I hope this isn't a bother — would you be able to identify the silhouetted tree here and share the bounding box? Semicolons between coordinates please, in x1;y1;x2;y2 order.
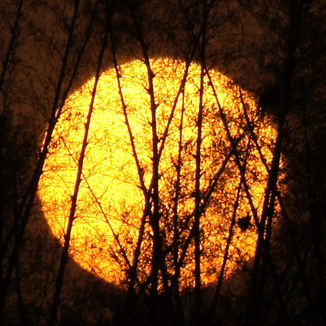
1;0;325;326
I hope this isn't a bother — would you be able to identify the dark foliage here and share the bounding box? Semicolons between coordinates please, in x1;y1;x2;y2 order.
1;0;325;325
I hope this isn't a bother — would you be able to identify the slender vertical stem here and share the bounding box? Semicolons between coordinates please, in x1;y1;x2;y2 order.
1;0;83;312
109;18;150;303
245;1;304;323
0;0;24;91
210;179;242;314
49;6;110;325
194;60;204;325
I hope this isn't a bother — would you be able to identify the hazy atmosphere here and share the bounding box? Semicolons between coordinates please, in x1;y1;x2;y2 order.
1;0;325;325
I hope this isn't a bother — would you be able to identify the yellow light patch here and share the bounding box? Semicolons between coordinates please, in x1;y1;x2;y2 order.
39;58;276;285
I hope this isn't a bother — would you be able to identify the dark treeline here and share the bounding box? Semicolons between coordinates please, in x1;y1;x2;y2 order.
0;0;325;325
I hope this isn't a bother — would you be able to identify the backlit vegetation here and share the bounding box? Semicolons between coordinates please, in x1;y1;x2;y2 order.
39;58;277;287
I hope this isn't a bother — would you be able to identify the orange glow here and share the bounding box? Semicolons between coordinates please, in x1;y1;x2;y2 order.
38;58;276;286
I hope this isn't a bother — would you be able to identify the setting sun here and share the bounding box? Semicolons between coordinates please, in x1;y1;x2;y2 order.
38;58;276;286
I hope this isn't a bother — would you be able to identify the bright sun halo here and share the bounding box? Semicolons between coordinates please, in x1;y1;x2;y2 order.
39;58;276;286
